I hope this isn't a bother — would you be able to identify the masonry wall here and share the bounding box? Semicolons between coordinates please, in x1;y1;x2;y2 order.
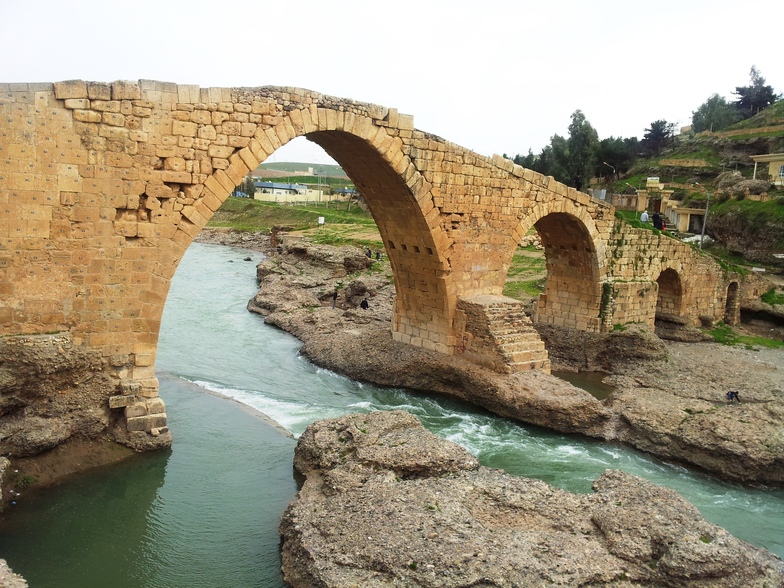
1;79;739;453
600;219;732;328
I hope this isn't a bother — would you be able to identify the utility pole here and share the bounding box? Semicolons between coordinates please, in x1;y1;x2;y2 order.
695;183;711;250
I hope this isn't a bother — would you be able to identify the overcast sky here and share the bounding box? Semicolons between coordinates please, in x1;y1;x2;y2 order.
2;0;781;166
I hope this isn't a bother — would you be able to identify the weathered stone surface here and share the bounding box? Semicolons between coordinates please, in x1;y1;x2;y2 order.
0;559;28;588
244;241;784;486
109;394;135;409
281;411;784;587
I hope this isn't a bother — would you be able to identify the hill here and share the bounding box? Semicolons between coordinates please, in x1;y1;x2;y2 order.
254;161;347;178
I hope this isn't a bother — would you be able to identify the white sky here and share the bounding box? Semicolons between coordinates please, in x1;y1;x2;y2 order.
2;0;781;166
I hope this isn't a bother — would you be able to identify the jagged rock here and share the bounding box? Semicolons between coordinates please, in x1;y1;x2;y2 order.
0;559;28;588
281;411;784;587
535;323;669;371
0;333;112;457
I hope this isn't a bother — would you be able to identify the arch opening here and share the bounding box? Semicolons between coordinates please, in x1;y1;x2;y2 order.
532;212;603;332
199;125;454;355
303;130;452;347
655;268;684;319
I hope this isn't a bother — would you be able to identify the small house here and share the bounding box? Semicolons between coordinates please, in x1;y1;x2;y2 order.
751;153;784;187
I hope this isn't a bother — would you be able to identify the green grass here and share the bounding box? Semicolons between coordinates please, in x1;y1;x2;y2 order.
711;197;784;223
706;323;784;349
507;256;545;277
762;288;784;306
724;100;784;130
503;247;547;299
208;197;376;232
307;229;383;251
724;130;784;140
663;145;722;166
504;279;545;298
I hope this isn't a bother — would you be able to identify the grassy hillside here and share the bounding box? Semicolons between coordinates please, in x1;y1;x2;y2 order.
255;161;347;177
616;102;784;189
208;197;374;231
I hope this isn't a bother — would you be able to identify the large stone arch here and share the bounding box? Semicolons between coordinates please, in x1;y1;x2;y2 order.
304;130;453;350
157;117;455;355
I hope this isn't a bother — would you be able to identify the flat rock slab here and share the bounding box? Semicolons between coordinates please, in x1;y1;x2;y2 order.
281;411;784;587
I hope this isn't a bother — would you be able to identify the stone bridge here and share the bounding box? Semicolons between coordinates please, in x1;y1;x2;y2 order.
0;80;746;450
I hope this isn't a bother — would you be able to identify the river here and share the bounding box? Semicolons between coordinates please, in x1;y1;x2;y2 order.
1;242;782;587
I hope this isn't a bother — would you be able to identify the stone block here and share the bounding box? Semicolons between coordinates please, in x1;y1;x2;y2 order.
64;98;90;109
147;398;166;414
54;80;87;99
173;120;197;137
112;81;141;100
86;82;111;100
126;413;167;432
208;144;234;159
124;402;148;418
109;394;135;409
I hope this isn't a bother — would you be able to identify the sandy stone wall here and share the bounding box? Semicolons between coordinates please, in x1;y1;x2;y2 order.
0;79;740;451
598;219;740;328
456;295;549;372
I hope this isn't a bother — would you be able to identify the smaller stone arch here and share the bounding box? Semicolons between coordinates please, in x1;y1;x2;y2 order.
724;281;740;326
521;210;605;333
655;268;685;319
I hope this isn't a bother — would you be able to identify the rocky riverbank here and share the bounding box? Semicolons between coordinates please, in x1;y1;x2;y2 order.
227;229;784;486
281;410;784;587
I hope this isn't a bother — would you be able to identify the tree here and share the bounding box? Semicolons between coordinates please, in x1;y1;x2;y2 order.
512;149;536;169
691;93;741;133
597;136;638;183
564;110;598;190
236;175;256;197
530;143;566;181
642;120;675;156
733;65;779;117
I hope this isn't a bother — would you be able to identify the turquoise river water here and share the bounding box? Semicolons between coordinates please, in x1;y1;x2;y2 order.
1;242;782;587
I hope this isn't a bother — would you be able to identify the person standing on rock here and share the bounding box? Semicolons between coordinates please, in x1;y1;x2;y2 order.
360;298;369;310
332;290;338;308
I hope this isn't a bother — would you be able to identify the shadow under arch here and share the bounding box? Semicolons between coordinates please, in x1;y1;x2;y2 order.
302;130;454;348
655;267;684;318
529;212;604;332
724;281;740;325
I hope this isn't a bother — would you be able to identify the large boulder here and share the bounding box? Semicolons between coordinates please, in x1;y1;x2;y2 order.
280;411;784;587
